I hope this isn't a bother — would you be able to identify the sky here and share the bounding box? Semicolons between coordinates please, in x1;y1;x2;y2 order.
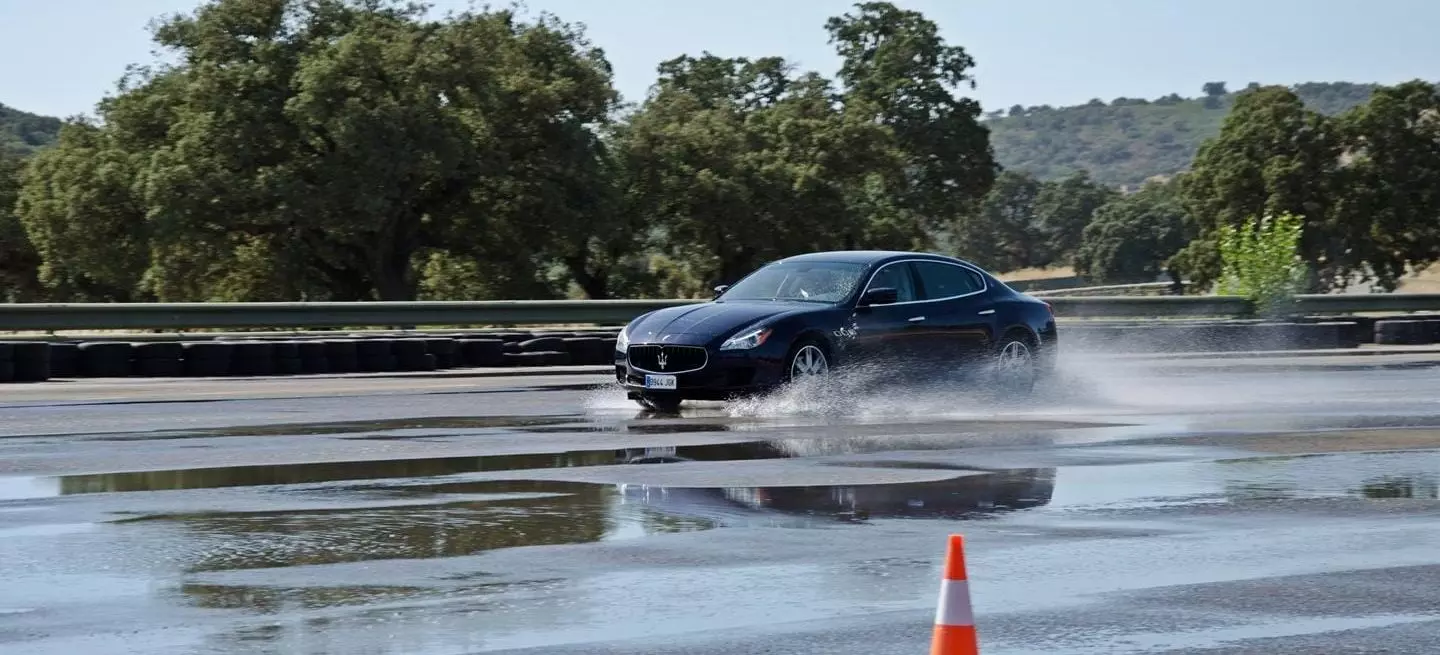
1;0;1437;119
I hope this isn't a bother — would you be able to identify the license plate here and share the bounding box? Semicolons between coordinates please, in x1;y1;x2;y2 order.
644;374;677;390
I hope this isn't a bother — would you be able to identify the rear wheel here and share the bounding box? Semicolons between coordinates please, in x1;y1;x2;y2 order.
992;331;1038;396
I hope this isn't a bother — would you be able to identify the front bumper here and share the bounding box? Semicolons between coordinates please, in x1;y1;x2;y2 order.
613;346;787;400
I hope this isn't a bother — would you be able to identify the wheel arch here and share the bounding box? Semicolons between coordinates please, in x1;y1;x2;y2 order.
998;322;1039;345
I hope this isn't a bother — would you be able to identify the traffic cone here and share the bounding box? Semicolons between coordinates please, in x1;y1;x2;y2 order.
930;534;979;655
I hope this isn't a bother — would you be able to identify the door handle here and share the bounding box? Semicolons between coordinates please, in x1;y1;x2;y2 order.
908;316;926;322
977;309;995;315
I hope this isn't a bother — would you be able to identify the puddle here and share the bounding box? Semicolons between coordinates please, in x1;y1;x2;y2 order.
147;481;716;573
179;580;553;614
51;452;624;495
30;429;1074;498
78;415;589;442
0;476;60;501
615;468;1057;522
1219;449;1440;501
66;467;1059;592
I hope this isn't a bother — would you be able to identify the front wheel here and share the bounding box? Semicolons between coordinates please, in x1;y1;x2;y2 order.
785;339;831;382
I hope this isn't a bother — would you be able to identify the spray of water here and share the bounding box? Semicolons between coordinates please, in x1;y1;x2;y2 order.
584;331;1417;423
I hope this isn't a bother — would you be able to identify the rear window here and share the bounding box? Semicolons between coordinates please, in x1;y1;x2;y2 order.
913;261;985;300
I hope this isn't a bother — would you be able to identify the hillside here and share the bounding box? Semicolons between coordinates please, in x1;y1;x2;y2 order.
985;82;1381;189
0;82;1391;185
0;102;62;155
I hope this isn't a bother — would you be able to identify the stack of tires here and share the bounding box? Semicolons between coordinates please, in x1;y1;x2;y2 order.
0;328;624;383
0;341;51;382
1374;318;1440;345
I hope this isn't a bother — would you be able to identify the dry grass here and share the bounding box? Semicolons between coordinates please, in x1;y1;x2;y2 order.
996;266;1076;282
1396;265;1440;293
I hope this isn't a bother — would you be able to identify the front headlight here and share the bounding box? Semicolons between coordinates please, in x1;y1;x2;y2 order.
720;326;772;351
615;324;631;352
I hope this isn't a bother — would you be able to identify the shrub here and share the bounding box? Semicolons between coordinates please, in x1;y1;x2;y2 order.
1215;212;1305;315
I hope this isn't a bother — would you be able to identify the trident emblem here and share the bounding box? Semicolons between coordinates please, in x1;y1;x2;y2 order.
656;349;668;370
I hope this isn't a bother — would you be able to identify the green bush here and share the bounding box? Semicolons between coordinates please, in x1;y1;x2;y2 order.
1214;212;1305;315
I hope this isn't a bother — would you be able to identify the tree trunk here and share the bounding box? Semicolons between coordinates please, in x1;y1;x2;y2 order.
566;256;611;300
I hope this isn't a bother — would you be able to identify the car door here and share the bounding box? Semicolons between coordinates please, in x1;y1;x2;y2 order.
910;260;995;362
846;261;925;367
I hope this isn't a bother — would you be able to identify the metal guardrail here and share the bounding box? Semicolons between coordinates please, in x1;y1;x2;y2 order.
1030;282;1185;297
1045;295;1249;317
1;293;1438;332
0;300;694;331
1292;293;1440;314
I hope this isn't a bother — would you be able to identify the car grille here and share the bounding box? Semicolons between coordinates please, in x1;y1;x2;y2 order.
627;345;708;373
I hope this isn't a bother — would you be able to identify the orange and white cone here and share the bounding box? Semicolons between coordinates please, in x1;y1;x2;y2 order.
930;534;979;655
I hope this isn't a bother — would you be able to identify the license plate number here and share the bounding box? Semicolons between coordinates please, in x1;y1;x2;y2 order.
644;374;677;390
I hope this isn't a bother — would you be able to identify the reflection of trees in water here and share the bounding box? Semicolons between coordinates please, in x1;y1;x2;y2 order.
1357;475;1439;499
181;583;446;613
174;481;617;573
1222;480;1299;502
58;451;620;494
715;469;1056;520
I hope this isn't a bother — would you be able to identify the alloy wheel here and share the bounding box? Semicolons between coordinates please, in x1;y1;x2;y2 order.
790;344;829;379
995;339;1035;391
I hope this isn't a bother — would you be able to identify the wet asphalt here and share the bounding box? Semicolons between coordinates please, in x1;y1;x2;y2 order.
4;352;1440;654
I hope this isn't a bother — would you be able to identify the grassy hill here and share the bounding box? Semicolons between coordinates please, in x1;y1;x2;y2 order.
0;102;62;156
985;82;1381;189
0;81;1391;186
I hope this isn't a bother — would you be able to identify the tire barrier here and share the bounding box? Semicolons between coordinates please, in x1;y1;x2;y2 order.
0;329;621;383
1058;320;1367;354
0;318;1429;383
1373;318;1440;345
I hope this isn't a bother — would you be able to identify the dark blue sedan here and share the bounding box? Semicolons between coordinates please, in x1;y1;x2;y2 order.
613;250;1058;411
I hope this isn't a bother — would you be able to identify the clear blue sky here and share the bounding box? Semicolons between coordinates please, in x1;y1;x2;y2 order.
1;0;1436;119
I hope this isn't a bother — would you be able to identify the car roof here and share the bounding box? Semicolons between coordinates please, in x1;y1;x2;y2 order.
777;250;977;267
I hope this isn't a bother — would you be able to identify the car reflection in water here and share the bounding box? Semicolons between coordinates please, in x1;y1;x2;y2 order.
614;444;1055;524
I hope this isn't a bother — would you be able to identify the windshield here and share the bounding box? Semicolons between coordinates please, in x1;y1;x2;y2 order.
718;261;867;304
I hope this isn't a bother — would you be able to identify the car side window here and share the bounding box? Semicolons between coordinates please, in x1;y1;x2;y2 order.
914;261;986;300
865;263;918;303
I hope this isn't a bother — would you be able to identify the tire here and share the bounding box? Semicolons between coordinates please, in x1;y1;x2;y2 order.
636;394;682;413
78;342;133;377
459;339;505;367
275;356;304;375
518;337;565;353
49;343;80;377
11;342;51;382
135;358;184;377
992;330;1039;397
783;337;831;383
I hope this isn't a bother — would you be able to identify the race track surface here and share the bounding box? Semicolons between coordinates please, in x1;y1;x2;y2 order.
4;351;1440;654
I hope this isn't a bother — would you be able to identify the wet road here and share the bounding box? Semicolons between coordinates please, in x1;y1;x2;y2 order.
4;352;1440;654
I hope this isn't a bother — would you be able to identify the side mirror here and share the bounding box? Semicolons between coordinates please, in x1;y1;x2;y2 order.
712;285;729;299
859;286;899;307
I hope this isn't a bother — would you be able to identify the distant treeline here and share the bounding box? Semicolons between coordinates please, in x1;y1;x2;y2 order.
1;0;1438;304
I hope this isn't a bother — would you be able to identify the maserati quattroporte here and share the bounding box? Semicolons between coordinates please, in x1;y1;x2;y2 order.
614;250;1058;411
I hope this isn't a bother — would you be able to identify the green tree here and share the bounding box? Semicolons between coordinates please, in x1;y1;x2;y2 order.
953;170;1042;271
1330;80;1440;289
0;149;45;301
1074;178;1189;284
16;121;151;301
1174;85;1342;290
1032;169;1118;266
826;1;998;227
18;0;618;302
618;53;906;287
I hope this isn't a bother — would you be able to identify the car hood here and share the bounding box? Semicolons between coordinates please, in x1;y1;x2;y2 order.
627;301;817;345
